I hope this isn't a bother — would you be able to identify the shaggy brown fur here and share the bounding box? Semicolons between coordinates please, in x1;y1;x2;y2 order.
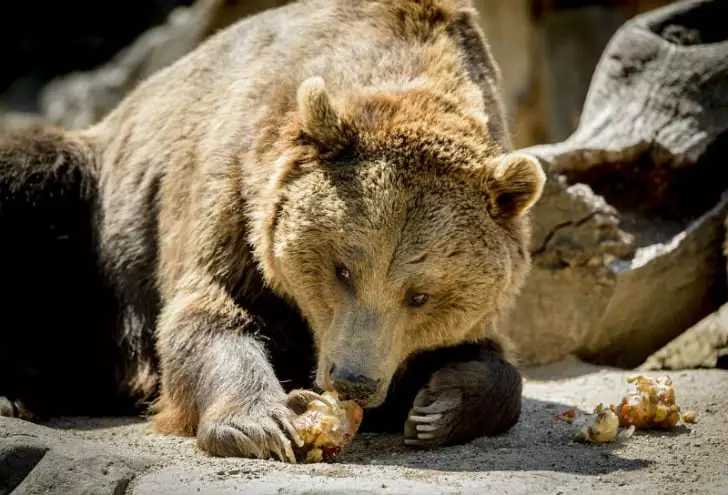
0;0;544;461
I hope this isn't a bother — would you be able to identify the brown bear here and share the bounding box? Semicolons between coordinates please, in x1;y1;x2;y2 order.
0;0;545;462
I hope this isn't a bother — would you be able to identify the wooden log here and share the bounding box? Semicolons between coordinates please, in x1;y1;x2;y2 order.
525;0;728;171
504;0;728;367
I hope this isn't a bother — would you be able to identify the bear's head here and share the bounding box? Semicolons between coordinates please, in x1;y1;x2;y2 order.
257;77;545;408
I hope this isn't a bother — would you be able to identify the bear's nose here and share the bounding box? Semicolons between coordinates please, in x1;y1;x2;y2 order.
329;365;380;403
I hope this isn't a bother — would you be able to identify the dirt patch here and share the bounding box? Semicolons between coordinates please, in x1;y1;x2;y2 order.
31;360;728;494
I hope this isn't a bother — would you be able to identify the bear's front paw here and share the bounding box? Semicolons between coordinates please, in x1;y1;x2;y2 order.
404;359;522;449
196;389;331;462
404;384;463;448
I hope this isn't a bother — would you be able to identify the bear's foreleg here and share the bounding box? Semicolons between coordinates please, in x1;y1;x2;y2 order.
150;281;323;462
403;342;522;448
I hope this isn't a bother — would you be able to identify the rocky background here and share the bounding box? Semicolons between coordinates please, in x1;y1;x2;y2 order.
0;0;677;147
1;0;727;372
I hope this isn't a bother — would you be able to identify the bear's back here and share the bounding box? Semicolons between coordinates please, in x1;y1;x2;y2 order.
88;0;506;179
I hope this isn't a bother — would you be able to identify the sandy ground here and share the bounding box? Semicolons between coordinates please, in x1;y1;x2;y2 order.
11;357;719;494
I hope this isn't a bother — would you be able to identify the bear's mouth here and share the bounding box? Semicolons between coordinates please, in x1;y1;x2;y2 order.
313;367;390;409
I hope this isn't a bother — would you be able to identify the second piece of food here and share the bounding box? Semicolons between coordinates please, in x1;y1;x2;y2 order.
555;375;697;444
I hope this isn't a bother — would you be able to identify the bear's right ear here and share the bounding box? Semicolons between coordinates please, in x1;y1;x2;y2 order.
296;76;352;151
484;152;546;219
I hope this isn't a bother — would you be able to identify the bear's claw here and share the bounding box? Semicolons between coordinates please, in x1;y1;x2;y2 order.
404;388;462;448
195;391;332;463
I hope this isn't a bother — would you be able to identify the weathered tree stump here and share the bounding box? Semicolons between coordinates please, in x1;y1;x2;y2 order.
526;0;728;170
503;0;728;368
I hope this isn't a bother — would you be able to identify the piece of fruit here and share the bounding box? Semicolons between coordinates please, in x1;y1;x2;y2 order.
614;375;689;429
682;411;697;424
291;391;363;463
554;375;697;444
572;407;621;443
557;403;633;444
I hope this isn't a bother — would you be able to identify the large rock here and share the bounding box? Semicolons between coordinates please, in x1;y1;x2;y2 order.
0;0;190;105
0;417;155;495
639;300;728;370
504;0;728;367
39;0;287;130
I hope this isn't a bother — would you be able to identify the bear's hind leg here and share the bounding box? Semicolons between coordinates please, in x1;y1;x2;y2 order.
0;125;122;419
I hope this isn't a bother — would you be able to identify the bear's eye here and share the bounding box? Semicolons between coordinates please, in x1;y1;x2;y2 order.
406;291;429;308
335;264;351;285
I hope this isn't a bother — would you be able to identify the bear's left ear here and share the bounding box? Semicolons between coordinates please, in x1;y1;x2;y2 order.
485;152;546;219
296;76;352;152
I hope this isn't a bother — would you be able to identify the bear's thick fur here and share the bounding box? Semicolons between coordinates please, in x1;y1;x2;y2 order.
0;0;545;461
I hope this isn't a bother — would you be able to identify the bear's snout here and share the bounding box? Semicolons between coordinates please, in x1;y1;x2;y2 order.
329;365;381;404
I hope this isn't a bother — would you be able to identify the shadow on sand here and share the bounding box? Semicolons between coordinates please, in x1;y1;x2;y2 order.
336;396;655;476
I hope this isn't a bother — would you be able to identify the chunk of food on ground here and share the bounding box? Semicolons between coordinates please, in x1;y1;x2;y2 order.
556;403;630;444
613;375;696;429
555;375;697;444
291;391;363;463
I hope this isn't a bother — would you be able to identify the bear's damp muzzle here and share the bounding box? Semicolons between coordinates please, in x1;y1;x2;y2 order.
316;303;400;408
328;365;382;403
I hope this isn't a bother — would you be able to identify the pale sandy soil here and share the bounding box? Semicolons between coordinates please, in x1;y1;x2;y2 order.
19;357;724;494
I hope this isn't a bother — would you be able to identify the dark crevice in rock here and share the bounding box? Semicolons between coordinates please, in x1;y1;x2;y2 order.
6;433;39;439
531;212;600;258
560;133;728;251
717;351;728;370
112;476;133;495
647;0;728;46
0;444;48;495
563;142;728;221
531;220;575;257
